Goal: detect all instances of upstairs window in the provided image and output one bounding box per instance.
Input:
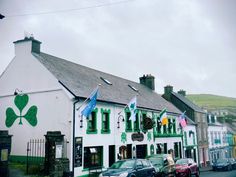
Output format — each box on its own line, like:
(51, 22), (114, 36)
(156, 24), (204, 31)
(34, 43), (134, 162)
(133, 111), (140, 131)
(86, 109), (98, 134)
(125, 111), (132, 132)
(101, 109), (111, 134)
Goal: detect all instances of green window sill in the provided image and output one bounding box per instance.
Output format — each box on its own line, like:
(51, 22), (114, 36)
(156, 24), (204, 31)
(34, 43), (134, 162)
(101, 130), (111, 134)
(86, 130), (98, 134)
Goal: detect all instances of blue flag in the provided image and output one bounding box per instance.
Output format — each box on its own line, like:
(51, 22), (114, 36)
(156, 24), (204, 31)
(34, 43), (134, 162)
(81, 88), (98, 118)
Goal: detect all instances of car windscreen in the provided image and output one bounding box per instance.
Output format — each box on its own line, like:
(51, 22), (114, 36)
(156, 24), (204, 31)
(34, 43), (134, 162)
(149, 157), (163, 166)
(216, 159), (228, 164)
(110, 160), (135, 169)
(176, 159), (188, 165)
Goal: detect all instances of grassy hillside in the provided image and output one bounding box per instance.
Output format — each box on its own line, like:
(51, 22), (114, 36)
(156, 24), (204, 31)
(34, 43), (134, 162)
(186, 94), (236, 110)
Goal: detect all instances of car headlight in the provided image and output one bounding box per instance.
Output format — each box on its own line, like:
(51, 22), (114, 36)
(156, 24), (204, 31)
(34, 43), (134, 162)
(119, 172), (128, 177)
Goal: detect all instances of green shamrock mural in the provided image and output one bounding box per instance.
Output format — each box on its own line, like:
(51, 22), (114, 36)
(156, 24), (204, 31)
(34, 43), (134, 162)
(5, 94), (38, 127)
(121, 132), (127, 143)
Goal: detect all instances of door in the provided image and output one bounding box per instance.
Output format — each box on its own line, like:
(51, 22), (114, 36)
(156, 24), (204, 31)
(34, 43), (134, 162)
(109, 145), (115, 167)
(136, 145), (147, 158)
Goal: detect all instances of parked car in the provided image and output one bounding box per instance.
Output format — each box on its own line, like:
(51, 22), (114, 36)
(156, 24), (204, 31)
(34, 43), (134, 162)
(212, 158), (232, 171)
(99, 159), (156, 177)
(228, 158), (236, 169)
(175, 158), (199, 177)
(146, 154), (176, 177)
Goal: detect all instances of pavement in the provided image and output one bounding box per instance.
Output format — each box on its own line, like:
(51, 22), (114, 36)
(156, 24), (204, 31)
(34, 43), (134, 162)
(9, 168), (27, 177)
(200, 166), (213, 172)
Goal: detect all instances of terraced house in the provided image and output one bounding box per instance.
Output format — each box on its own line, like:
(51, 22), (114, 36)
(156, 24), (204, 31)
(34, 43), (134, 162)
(0, 37), (185, 177)
(162, 86), (209, 167)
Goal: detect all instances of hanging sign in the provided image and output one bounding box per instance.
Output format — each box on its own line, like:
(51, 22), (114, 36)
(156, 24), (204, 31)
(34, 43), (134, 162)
(131, 133), (144, 142)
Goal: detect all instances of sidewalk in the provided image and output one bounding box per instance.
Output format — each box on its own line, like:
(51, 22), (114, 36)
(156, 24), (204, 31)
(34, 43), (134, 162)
(9, 168), (27, 177)
(200, 166), (212, 172)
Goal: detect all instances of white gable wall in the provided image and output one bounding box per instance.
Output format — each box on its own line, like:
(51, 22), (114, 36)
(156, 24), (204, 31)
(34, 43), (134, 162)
(0, 40), (73, 160)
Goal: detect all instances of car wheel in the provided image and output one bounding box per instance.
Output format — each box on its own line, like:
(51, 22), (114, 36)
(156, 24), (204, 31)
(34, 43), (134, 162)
(195, 169), (200, 177)
(188, 170), (191, 177)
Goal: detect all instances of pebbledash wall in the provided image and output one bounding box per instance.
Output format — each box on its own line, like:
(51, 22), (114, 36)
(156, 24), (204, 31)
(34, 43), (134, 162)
(0, 37), (185, 177)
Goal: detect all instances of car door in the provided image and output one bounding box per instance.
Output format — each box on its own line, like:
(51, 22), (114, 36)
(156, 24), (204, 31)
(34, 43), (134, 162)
(189, 159), (197, 174)
(141, 160), (154, 177)
(134, 160), (145, 177)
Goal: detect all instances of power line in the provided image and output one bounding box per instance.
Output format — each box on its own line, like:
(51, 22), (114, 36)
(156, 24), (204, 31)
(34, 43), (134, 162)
(4, 0), (135, 18)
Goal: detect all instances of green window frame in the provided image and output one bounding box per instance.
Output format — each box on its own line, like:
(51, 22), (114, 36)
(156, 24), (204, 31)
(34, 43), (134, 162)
(125, 110), (132, 132)
(101, 108), (111, 134)
(133, 110), (140, 132)
(184, 131), (187, 146)
(193, 132), (196, 145)
(168, 119), (172, 134)
(150, 145), (154, 155)
(141, 111), (147, 132)
(173, 119), (176, 134)
(86, 108), (98, 134)
(163, 124), (167, 134)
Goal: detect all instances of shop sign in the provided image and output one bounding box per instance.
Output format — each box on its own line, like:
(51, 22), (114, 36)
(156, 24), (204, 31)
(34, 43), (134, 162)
(75, 137), (83, 167)
(131, 133), (144, 142)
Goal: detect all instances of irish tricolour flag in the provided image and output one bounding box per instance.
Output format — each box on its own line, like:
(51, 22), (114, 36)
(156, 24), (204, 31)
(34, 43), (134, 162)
(160, 109), (168, 125)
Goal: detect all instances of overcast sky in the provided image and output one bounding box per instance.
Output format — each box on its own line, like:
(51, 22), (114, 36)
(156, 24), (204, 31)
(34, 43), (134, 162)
(0, 0), (235, 98)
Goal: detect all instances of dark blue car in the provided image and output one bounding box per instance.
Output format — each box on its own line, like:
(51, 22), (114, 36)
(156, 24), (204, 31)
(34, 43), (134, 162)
(212, 158), (232, 171)
(99, 159), (156, 177)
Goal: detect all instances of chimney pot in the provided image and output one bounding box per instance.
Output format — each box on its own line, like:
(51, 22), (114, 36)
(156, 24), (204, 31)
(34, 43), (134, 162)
(139, 74), (155, 90)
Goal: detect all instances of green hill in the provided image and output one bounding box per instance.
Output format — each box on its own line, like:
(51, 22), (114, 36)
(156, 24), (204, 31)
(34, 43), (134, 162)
(186, 94), (236, 111)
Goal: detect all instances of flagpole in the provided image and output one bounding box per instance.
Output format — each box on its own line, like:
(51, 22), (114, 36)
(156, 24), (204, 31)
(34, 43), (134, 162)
(72, 84), (101, 176)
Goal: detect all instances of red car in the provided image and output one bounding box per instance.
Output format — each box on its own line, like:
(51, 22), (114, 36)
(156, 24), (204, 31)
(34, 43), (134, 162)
(175, 158), (199, 177)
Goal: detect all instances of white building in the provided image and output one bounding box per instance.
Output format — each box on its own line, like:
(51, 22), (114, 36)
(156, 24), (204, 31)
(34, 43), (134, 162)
(0, 37), (185, 177)
(182, 117), (199, 164)
(207, 114), (228, 164)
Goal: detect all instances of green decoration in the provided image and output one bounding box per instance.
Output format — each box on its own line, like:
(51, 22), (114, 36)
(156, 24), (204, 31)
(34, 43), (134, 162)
(5, 94), (38, 127)
(121, 132), (127, 143)
(147, 132), (152, 141)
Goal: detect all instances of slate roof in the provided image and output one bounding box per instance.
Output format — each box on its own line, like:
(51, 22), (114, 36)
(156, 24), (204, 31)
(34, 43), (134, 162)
(171, 92), (205, 113)
(33, 52), (181, 114)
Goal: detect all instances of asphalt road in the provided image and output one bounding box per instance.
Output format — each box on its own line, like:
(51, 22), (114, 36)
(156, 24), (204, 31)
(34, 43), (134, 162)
(200, 170), (236, 177)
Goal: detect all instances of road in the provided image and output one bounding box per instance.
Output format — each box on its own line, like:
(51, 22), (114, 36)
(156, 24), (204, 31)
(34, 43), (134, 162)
(200, 170), (236, 177)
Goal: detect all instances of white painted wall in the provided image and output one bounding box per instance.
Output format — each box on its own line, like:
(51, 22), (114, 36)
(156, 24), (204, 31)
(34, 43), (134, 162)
(0, 40), (73, 159)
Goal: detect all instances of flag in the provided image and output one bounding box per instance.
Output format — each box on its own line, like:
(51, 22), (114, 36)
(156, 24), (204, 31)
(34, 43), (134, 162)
(81, 88), (98, 118)
(178, 111), (187, 128)
(160, 109), (168, 125)
(128, 96), (137, 121)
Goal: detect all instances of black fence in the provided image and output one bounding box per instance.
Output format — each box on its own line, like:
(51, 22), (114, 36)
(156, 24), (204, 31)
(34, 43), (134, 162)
(26, 139), (45, 174)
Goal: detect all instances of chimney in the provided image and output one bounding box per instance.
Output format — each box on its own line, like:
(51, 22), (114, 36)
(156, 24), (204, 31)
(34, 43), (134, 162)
(162, 85), (173, 101)
(139, 74), (155, 90)
(13, 36), (41, 56)
(177, 90), (186, 97)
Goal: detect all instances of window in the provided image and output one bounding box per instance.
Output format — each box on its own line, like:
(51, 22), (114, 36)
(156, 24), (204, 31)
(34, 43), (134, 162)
(86, 109), (98, 134)
(134, 111), (140, 131)
(184, 131), (187, 146)
(173, 119), (176, 133)
(128, 84), (138, 92)
(141, 112), (147, 132)
(157, 119), (161, 134)
(125, 111), (132, 132)
(163, 124), (167, 134)
(168, 119), (172, 134)
(101, 109), (110, 134)
(84, 146), (103, 169)
(100, 77), (112, 85)
(174, 142), (179, 158)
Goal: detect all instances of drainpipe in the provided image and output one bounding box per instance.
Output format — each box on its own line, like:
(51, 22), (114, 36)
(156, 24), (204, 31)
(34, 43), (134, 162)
(72, 98), (80, 176)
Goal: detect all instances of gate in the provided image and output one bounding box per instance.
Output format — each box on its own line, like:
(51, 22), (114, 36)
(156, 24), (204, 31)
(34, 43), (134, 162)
(26, 139), (45, 174)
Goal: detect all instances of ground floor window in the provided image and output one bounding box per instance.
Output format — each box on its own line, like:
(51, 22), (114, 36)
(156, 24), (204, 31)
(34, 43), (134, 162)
(84, 146), (103, 169)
